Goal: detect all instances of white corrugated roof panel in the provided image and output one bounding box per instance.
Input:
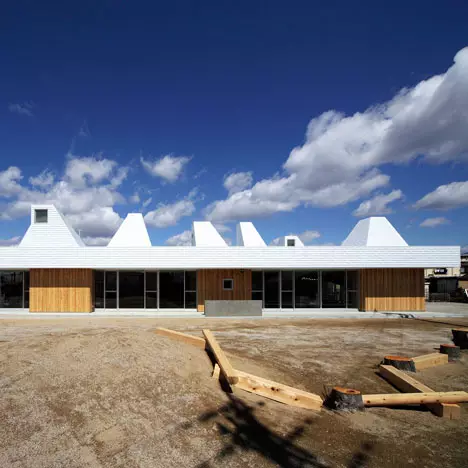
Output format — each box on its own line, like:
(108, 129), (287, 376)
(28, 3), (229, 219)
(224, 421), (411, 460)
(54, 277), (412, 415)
(236, 222), (266, 246)
(108, 213), (151, 247)
(342, 217), (408, 247)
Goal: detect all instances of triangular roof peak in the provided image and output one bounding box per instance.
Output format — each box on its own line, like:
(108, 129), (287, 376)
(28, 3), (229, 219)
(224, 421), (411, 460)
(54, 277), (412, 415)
(19, 204), (85, 248)
(192, 221), (227, 247)
(108, 213), (151, 247)
(236, 222), (266, 246)
(342, 217), (408, 246)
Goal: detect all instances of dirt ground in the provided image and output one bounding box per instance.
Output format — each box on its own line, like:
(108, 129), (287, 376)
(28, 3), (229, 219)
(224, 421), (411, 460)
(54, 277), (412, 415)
(1, 316), (468, 468)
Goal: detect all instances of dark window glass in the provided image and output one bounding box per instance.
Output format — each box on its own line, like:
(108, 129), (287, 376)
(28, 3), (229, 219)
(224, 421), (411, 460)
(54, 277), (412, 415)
(0, 271), (23, 308)
(24, 271), (30, 309)
(346, 270), (358, 309)
(159, 271), (184, 308)
(105, 291), (117, 309)
(94, 271), (104, 308)
(146, 272), (158, 291)
(223, 278), (233, 290)
(322, 271), (346, 308)
(106, 271), (117, 291)
(252, 271), (263, 291)
(264, 271), (279, 308)
(295, 271), (319, 308)
(24, 291), (30, 309)
(287, 239), (295, 247)
(185, 271), (197, 291)
(281, 291), (293, 308)
(35, 209), (48, 223)
(281, 271), (293, 291)
(252, 291), (263, 302)
(119, 271), (144, 309)
(146, 291), (158, 309)
(185, 291), (196, 309)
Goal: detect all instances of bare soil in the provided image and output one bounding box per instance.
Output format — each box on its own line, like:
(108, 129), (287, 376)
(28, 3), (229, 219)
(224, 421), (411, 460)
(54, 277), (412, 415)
(1, 316), (468, 468)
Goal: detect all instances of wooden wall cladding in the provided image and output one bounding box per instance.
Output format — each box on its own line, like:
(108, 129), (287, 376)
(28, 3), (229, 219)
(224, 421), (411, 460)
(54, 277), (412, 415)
(30, 269), (93, 313)
(359, 268), (425, 312)
(197, 269), (252, 311)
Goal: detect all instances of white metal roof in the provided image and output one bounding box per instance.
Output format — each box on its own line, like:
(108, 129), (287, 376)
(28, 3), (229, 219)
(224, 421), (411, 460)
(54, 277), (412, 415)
(342, 217), (408, 247)
(192, 221), (227, 247)
(236, 222), (266, 246)
(108, 213), (151, 247)
(271, 235), (305, 247)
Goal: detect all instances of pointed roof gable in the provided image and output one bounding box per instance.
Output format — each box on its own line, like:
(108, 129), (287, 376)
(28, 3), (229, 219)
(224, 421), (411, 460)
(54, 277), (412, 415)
(108, 213), (151, 247)
(192, 221), (227, 246)
(236, 222), (266, 246)
(342, 217), (408, 246)
(19, 205), (85, 248)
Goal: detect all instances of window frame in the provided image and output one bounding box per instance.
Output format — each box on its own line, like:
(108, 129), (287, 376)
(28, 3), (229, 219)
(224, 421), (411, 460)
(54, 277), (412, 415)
(34, 209), (48, 223)
(222, 278), (234, 291)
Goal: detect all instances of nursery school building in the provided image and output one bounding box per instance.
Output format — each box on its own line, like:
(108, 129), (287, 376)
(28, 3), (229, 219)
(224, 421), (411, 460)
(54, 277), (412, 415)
(0, 205), (460, 315)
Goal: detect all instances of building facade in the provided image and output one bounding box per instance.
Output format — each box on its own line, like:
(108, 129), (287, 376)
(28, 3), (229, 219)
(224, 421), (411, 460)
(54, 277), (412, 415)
(0, 205), (460, 314)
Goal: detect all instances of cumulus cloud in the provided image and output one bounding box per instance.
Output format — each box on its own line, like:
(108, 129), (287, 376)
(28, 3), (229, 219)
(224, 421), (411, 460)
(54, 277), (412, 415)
(0, 236), (22, 246)
(8, 101), (34, 117)
(165, 230), (193, 246)
(420, 217), (450, 228)
(206, 47), (468, 222)
(129, 192), (140, 204)
(82, 236), (111, 246)
(144, 190), (197, 228)
(413, 181), (468, 210)
(0, 167), (23, 196)
(353, 189), (403, 217)
(223, 171), (253, 195)
(141, 154), (191, 183)
(29, 170), (55, 188)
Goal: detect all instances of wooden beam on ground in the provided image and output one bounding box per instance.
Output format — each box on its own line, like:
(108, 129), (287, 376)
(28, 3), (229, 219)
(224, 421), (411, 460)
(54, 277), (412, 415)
(379, 365), (460, 419)
(234, 369), (323, 411)
(202, 329), (238, 384)
(411, 353), (448, 371)
(154, 327), (206, 349)
(212, 363), (221, 380)
(362, 391), (468, 407)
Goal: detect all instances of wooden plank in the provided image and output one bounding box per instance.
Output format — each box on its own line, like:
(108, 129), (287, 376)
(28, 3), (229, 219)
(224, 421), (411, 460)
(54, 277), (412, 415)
(379, 365), (460, 419)
(411, 353), (448, 371)
(362, 391), (468, 406)
(234, 369), (322, 411)
(154, 328), (206, 349)
(202, 329), (238, 384)
(212, 363), (221, 380)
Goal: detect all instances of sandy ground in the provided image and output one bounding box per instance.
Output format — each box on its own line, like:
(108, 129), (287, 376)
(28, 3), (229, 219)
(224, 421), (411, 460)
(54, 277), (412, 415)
(1, 316), (468, 468)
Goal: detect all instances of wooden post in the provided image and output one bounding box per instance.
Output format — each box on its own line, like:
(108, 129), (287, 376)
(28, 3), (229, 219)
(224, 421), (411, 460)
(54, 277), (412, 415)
(440, 344), (461, 361)
(383, 355), (416, 372)
(325, 387), (364, 411)
(202, 329), (238, 384)
(154, 328), (206, 349)
(362, 391), (468, 407)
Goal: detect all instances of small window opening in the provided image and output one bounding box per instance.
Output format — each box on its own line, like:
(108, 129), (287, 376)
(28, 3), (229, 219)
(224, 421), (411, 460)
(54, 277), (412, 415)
(35, 209), (48, 223)
(287, 239), (295, 247)
(223, 278), (233, 290)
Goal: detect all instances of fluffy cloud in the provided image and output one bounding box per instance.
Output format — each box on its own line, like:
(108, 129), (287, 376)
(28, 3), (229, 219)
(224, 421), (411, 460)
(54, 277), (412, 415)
(0, 156), (129, 242)
(0, 236), (22, 246)
(8, 101), (34, 117)
(144, 191), (196, 228)
(353, 190), (403, 217)
(413, 181), (468, 210)
(141, 154), (190, 183)
(206, 47), (468, 222)
(82, 236), (111, 246)
(420, 217), (450, 228)
(165, 230), (193, 246)
(223, 171), (253, 195)
(271, 230), (321, 246)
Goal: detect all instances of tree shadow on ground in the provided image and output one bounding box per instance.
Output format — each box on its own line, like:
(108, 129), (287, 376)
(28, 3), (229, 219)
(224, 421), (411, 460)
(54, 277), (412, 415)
(186, 392), (375, 468)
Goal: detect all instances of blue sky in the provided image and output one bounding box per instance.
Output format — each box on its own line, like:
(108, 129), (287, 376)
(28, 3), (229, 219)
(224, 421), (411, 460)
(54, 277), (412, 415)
(1, 1), (468, 248)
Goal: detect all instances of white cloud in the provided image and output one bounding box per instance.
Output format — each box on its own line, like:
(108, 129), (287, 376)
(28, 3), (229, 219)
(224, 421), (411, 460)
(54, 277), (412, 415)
(65, 155), (118, 188)
(82, 236), (111, 246)
(142, 197), (152, 208)
(0, 236), (22, 246)
(141, 154), (191, 183)
(165, 230), (193, 246)
(413, 181), (468, 210)
(223, 171), (253, 195)
(8, 101), (34, 117)
(206, 47), (468, 222)
(29, 170), (55, 189)
(420, 217), (450, 228)
(353, 189), (403, 217)
(0, 167), (23, 196)
(144, 191), (196, 228)
(129, 192), (140, 203)
(271, 230), (321, 246)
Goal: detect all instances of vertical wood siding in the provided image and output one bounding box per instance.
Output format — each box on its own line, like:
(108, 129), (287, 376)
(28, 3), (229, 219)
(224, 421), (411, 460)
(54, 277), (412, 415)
(30, 269), (93, 312)
(359, 268), (425, 311)
(197, 269), (252, 311)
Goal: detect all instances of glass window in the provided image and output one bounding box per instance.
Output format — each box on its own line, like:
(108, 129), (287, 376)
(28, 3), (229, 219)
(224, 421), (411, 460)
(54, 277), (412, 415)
(185, 291), (196, 309)
(146, 272), (158, 292)
(159, 271), (184, 308)
(281, 291), (293, 308)
(281, 271), (293, 291)
(252, 291), (263, 302)
(94, 271), (104, 308)
(295, 271), (319, 308)
(346, 270), (358, 309)
(119, 271), (144, 309)
(146, 291), (158, 309)
(105, 271), (117, 291)
(322, 271), (346, 308)
(24, 271), (30, 309)
(185, 271), (196, 291)
(264, 271), (280, 308)
(252, 271), (263, 291)
(105, 271), (117, 308)
(0, 271), (24, 308)
(287, 239), (295, 247)
(105, 291), (117, 309)
(34, 209), (48, 223)
(223, 278), (233, 290)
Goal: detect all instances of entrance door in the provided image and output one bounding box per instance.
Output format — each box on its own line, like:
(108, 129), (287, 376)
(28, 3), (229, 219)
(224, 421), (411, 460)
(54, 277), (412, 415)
(119, 271), (144, 309)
